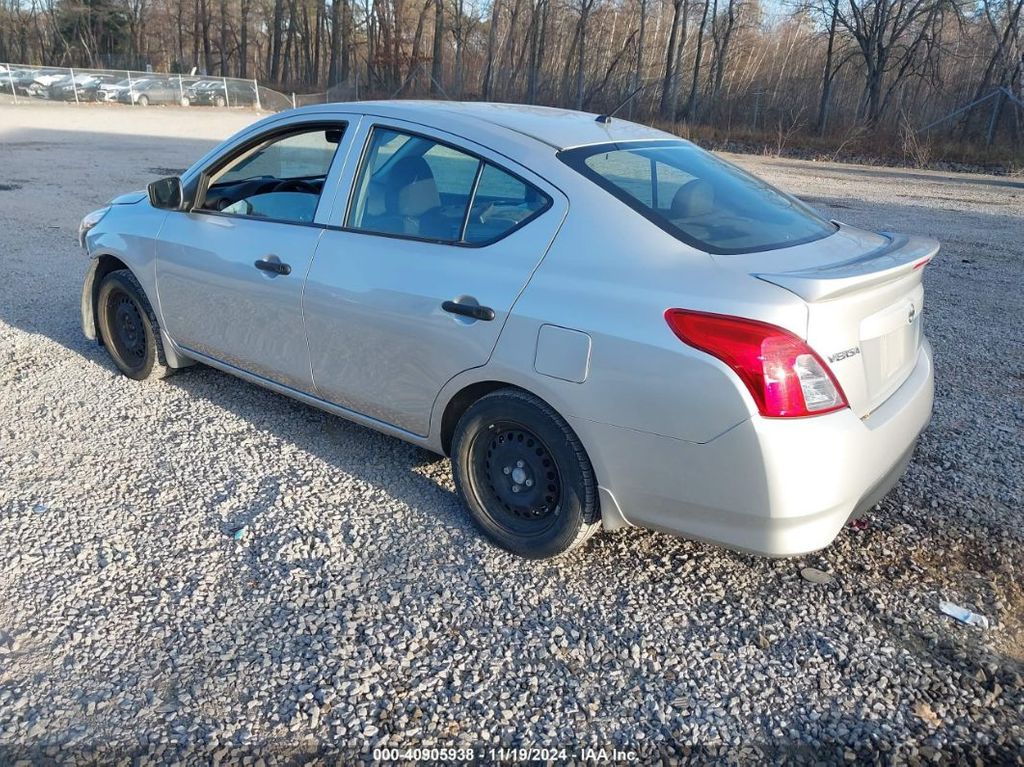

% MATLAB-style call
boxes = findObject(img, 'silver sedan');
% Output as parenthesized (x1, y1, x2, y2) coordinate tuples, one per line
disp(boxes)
(79, 101, 936, 559)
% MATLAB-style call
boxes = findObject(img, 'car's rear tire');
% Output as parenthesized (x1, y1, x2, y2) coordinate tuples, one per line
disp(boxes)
(96, 270, 173, 381)
(137, 94, 149, 106)
(214, 95, 226, 107)
(180, 96, 190, 107)
(451, 388, 601, 559)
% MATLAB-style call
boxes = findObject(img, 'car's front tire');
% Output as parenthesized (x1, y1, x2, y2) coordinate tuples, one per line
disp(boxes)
(137, 94, 149, 106)
(96, 270, 172, 381)
(451, 388, 601, 559)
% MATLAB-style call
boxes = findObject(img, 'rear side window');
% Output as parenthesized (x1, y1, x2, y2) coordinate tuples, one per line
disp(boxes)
(559, 141, 836, 254)
(347, 127, 551, 245)
(464, 164, 549, 244)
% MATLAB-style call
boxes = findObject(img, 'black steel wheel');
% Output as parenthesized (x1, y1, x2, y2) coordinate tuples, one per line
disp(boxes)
(95, 270, 172, 381)
(106, 288, 147, 369)
(475, 422, 563, 534)
(452, 389, 600, 558)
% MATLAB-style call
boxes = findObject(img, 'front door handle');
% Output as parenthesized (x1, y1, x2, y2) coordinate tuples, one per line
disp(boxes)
(254, 257, 291, 276)
(442, 300, 495, 322)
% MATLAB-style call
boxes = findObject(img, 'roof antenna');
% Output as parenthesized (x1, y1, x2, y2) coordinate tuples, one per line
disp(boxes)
(596, 83, 649, 123)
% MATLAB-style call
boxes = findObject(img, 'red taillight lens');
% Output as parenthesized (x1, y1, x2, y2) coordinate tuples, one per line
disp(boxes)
(664, 309, 848, 418)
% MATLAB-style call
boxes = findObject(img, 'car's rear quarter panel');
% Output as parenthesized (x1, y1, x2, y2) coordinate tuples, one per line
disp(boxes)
(485, 172, 808, 445)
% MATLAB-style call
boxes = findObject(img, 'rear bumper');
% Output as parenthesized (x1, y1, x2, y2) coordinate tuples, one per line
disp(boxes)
(573, 340, 934, 556)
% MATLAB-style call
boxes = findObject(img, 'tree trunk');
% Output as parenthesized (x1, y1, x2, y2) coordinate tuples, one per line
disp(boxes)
(176, 0, 186, 68)
(659, 0, 686, 119)
(240, 0, 251, 77)
(482, 0, 500, 99)
(200, 0, 212, 74)
(341, 0, 351, 82)
(816, 4, 838, 135)
(683, 0, 710, 119)
(269, 0, 285, 81)
(631, 0, 647, 118)
(526, 0, 545, 103)
(193, 0, 202, 71)
(575, 0, 591, 110)
(431, 0, 444, 94)
(709, 0, 735, 102)
(219, 0, 228, 74)
(329, 0, 343, 85)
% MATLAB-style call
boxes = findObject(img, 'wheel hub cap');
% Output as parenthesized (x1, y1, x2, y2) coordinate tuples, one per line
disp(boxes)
(108, 292, 146, 365)
(482, 428, 561, 521)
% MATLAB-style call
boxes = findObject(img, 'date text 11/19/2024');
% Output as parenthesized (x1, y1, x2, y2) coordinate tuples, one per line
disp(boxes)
(373, 746, 640, 762)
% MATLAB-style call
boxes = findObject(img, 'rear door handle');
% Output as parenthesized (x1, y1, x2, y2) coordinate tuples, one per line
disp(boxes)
(442, 300, 495, 322)
(254, 257, 291, 276)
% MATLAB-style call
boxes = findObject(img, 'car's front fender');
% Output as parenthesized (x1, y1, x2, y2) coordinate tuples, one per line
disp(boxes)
(80, 257, 100, 341)
(80, 252, 194, 369)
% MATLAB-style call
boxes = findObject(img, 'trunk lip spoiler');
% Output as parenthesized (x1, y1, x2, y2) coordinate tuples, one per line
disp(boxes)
(753, 231, 939, 302)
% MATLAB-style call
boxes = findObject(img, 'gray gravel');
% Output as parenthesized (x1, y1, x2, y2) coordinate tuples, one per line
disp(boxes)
(1, 104, 1022, 763)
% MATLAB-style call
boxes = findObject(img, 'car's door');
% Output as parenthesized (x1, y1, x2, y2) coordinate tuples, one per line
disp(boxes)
(154, 81, 178, 104)
(155, 115, 360, 392)
(302, 119, 568, 436)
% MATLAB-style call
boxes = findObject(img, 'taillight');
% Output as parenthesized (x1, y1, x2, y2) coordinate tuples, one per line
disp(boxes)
(664, 309, 848, 418)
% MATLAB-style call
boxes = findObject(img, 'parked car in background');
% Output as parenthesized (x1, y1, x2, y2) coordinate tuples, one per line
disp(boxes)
(23, 71, 65, 97)
(0, 68, 32, 95)
(182, 80, 220, 106)
(46, 74, 86, 100)
(185, 79, 257, 107)
(81, 73, 122, 101)
(78, 102, 936, 560)
(118, 78, 184, 106)
(47, 73, 120, 101)
(97, 78, 133, 102)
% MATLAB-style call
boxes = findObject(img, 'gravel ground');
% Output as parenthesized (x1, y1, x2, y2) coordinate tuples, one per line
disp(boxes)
(1, 103, 1022, 764)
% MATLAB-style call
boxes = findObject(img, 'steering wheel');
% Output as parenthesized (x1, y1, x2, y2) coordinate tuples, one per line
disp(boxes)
(272, 178, 319, 195)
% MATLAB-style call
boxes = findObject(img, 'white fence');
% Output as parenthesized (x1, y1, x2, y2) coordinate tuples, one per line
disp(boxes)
(0, 63, 298, 112)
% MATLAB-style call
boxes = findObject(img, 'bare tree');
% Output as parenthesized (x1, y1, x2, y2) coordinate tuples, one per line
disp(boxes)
(574, 0, 597, 109)
(683, 0, 711, 118)
(708, 0, 737, 103)
(481, 0, 500, 98)
(660, 0, 689, 118)
(0, 0, 1020, 153)
(430, 0, 443, 93)
(833, 0, 957, 125)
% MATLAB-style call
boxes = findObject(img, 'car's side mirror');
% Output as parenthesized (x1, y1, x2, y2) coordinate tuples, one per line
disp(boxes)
(148, 176, 188, 210)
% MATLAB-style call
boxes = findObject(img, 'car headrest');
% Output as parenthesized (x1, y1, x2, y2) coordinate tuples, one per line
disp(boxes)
(670, 179, 714, 219)
(387, 156, 441, 218)
(364, 180, 387, 217)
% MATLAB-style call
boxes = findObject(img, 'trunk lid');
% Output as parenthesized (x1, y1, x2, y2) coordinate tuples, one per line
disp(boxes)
(716, 225, 937, 417)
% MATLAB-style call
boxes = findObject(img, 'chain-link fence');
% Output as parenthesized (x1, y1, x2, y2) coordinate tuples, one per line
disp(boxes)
(0, 62, 302, 112)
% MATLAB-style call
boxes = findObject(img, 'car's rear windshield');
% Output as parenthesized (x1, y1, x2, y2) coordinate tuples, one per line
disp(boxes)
(558, 140, 836, 254)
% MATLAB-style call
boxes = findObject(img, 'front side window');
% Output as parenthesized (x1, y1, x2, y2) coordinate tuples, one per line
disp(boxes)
(559, 141, 836, 254)
(347, 127, 551, 244)
(200, 125, 344, 224)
